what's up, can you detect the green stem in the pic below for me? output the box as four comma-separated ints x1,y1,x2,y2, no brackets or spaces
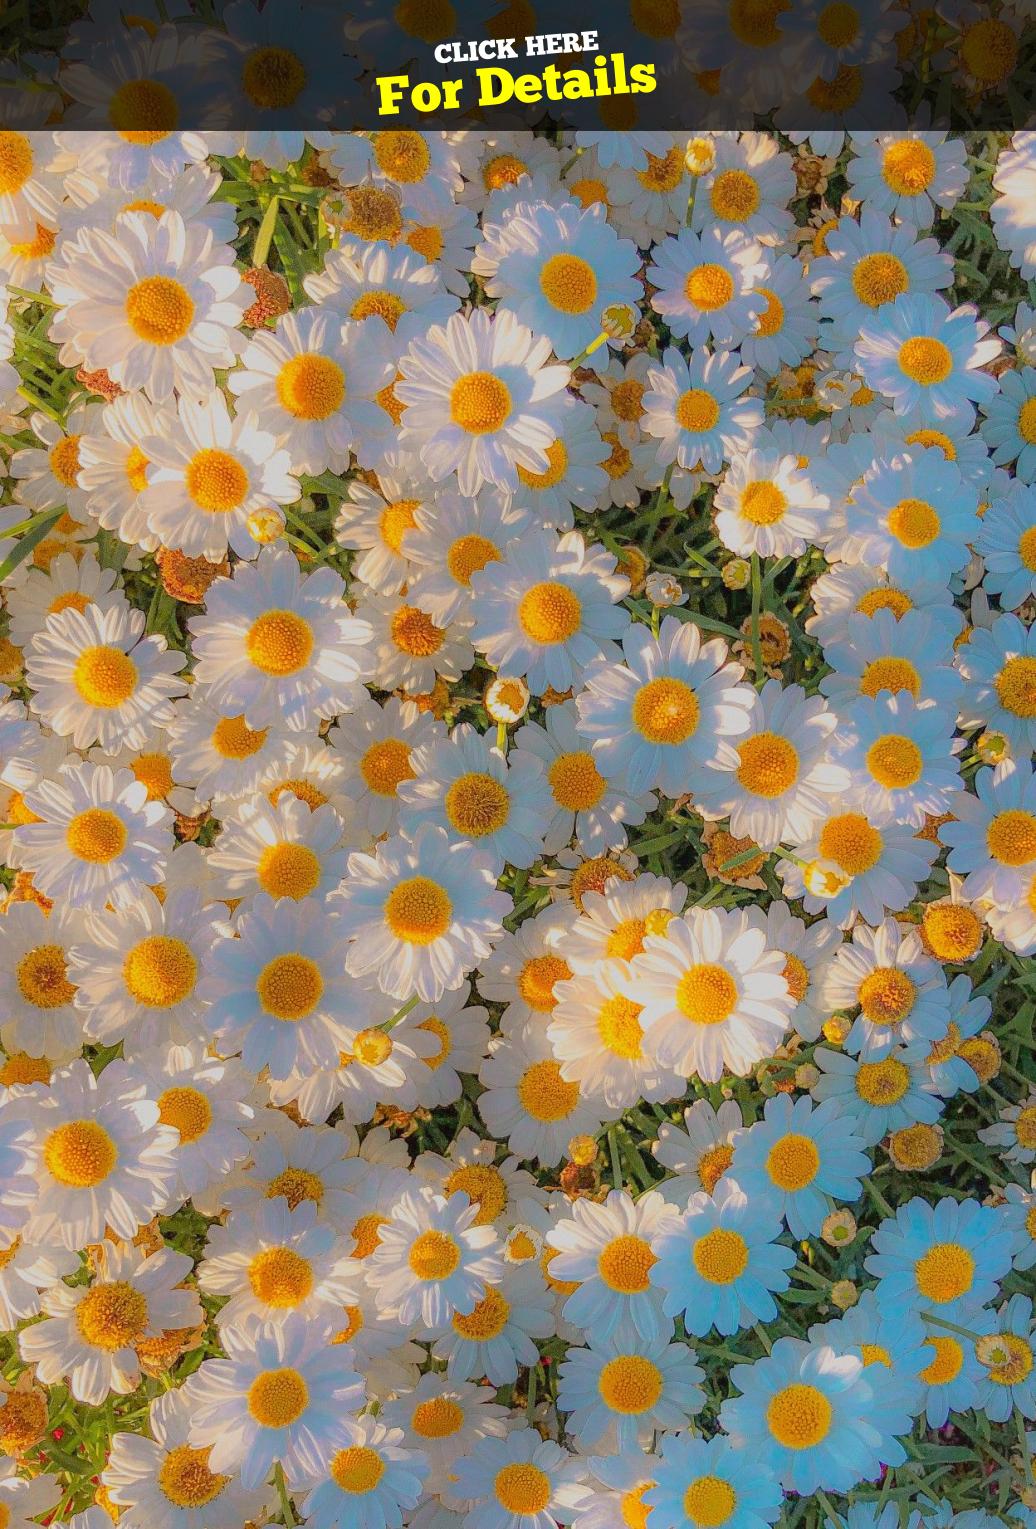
385,993,420,1030
750,551,764,678
920,1310,985,1342
274,1463,296,1528
254,195,281,268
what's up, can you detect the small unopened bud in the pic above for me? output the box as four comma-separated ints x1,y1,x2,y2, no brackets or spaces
795,1063,821,1090
247,508,286,545
723,557,751,591
685,135,715,175
830,1279,858,1311
485,675,531,724
645,571,687,608
821,1210,857,1247
568,1134,598,1167
804,858,852,898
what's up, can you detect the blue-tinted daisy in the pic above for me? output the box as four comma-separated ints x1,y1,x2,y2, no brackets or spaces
641,346,764,475
855,291,1001,428
865,1195,1015,1316
728,1095,870,1240
648,226,765,347
556,1332,703,1451
645,1431,782,1529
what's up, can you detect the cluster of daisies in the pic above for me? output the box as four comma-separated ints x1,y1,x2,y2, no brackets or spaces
0,125,1034,1529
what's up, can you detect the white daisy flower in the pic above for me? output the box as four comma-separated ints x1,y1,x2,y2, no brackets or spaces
0,1462,62,1529
102,1386,272,1529
402,489,529,626
0,130,66,239
16,759,173,911
450,1426,590,1529
777,805,938,928
427,1260,555,1387
740,250,819,376
356,590,474,694
991,131,1036,280
77,392,174,552
24,1057,177,1248
47,211,248,401
942,759,1036,907
19,1240,200,1404
187,545,373,731
199,1197,356,1334
295,1416,429,1529
818,607,963,712
728,1095,871,1241
641,346,764,475
327,131,465,219
398,722,553,875
0,898,87,1060
184,1311,366,1489
847,131,968,229
714,449,830,559
563,871,686,975
693,679,846,849
304,239,459,352
957,610,1036,758
139,391,300,561
68,887,221,1052
393,987,492,1111
470,528,630,696
26,600,186,751
548,961,684,1112
5,549,123,652
865,1194,1015,1316
624,906,794,1082
478,1023,606,1169
650,1175,795,1336
508,394,609,532
336,824,512,1003
805,561,962,648
205,794,348,905
831,692,963,829
474,198,641,361
645,1431,782,1529
380,1376,508,1504
975,481,1036,609
844,447,979,586
546,1189,678,1350
276,1008,439,1127
648,225,765,346
167,696,293,807
689,132,796,244
818,917,953,1059
131,1042,255,1213
855,291,1001,429
0,1232,77,1330
201,893,353,1081
475,903,577,1037
575,614,754,797
332,464,436,598
652,1097,746,1205
812,1042,945,1147
557,1331,704,1451
229,305,395,476
330,694,443,842
9,403,104,519
365,1186,502,1329
395,307,570,497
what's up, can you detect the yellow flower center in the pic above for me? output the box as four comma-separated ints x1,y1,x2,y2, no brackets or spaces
517,438,569,490
855,1056,910,1105
73,645,138,708
212,714,268,759
517,1059,580,1122
185,449,248,514
157,1445,229,1509
247,1367,309,1428
494,1464,551,1516
766,1383,832,1448
922,904,982,963
241,45,305,108
483,152,527,190
858,966,917,1026
818,812,883,874
517,953,571,1012
620,1486,654,1529
408,1229,460,1281
131,751,173,801
350,290,408,331
569,856,633,909
920,1335,963,1385
710,169,760,222
123,935,197,1007
547,751,606,811
1015,1105,1036,1150
330,1446,385,1495
9,221,57,261
856,586,914,619
275,354,345,421
996,655,1036,717
246,611,314,676
0,131,33,195
676,963,738,1026
266,1167,324,1210
852,252,909,308
598,995,645,1060
914,1241,975,1303
49,434,82,488
125,275,195,346
736,732,799,797
602,431,633,477
693,1226,749,1284
248,1246,315,1308
882,140,936,196
453,1283,511,1338
684,263,735,312
16,944,75,1009
517,581,582,645
350,1213,389,1259
753,288,784,337
866,734,923,789
390,604,445,657
672,388,721,437
384,876,452,944
411,1396,464,1437
75,1281,148,1350
597,1233,656,1293
632,675,700,744
373,498,418,554
66,808,128,864
960,17,1018,84
887,497,940,549
109,80,180,132
898,336,953,386
256,953,324,1020
446,532,500,587
739,482,787,526
817,0,859,44
444,1164,508,1226
698,1142,734,1194
450,371,512,434
444,771,510,837
766,1133,820,1191
406,224,445,262
683,1477,738,1528
539,253,598,315
257,842,322,901
0,1054,52,1086
859,656,921,699
48,591,94,619
360,737,413,797
598,1354,663,1414
44,1120,117,1187
419,1015,451,1068
158,1085,212,1143
987,809,1036,866
568,175,611,207
373,130,431,182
